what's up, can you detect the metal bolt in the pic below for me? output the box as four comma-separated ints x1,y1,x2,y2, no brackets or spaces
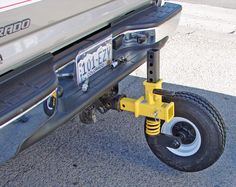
111,60,119,68
172,140,180,149
153,111,158,121
82,79,89,92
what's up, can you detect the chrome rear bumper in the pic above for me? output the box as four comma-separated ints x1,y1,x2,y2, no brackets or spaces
0,2,182,164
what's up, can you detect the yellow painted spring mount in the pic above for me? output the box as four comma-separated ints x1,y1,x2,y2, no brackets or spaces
119,80,175,136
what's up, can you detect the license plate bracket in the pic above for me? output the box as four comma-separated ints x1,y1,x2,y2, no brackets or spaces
75,35,112,85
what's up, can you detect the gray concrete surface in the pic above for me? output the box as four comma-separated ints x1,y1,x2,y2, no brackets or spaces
0,3,236,187
166,0,236,9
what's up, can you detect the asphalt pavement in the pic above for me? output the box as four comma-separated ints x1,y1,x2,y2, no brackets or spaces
0,2,236,187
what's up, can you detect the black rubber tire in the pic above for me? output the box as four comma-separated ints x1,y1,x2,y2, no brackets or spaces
145,92,226,172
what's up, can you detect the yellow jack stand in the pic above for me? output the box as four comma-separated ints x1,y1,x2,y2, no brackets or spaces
119,49,175,135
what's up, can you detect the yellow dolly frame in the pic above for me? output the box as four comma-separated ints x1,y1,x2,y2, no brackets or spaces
120,49,174,135
114,48,226,172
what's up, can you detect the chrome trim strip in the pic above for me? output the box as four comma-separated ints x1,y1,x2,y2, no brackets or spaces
0,90,56,129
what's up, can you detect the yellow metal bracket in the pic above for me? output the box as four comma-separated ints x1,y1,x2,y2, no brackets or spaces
120,80,174,123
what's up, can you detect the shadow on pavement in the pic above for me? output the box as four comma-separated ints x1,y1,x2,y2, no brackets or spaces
0,75,235,186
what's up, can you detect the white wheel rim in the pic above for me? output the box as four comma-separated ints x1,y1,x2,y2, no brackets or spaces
161,117,201,157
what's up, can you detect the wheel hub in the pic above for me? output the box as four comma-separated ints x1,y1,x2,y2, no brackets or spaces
161,117,202,157
172,122,196,144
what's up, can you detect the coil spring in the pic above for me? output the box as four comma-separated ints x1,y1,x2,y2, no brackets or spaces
145,118,161,136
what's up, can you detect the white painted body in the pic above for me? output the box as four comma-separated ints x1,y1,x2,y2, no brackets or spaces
0,0,151,74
